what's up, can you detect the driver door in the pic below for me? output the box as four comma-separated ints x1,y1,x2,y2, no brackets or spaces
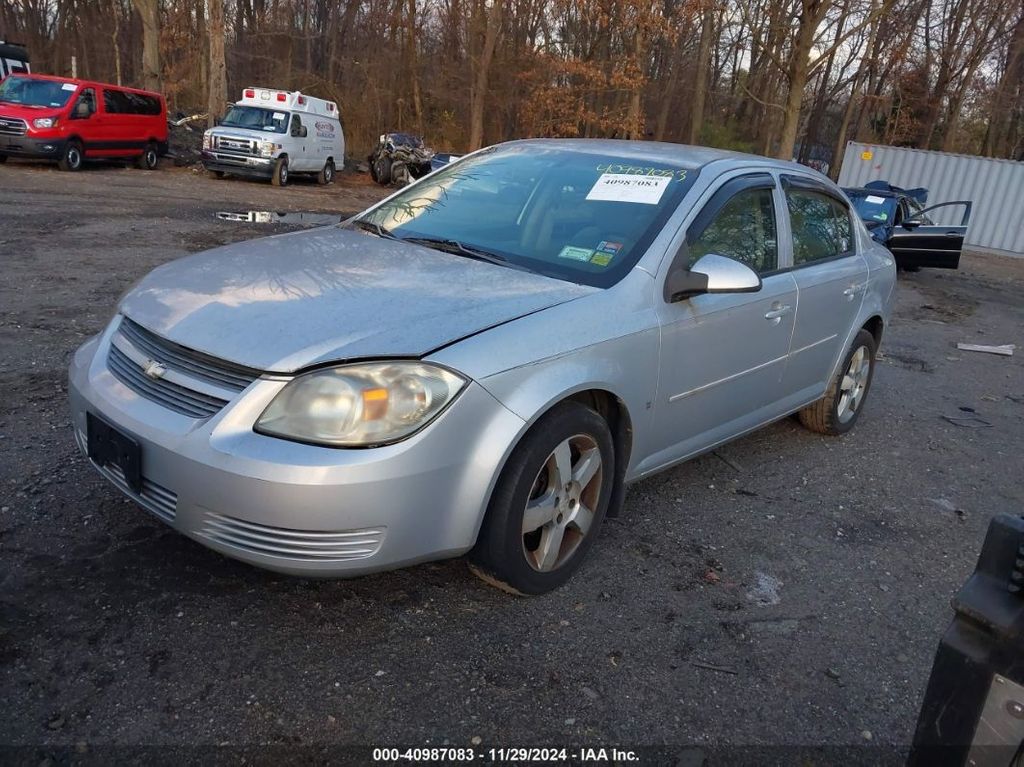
644,173,798,473
888,199,972,269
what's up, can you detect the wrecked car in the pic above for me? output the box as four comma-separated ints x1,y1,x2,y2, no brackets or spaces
843,180,972,270
368,132,434,186
70,139,895,595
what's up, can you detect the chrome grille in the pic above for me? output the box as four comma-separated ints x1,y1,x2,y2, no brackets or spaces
214,136,257,156
108,344,227,418
199,512,385,562
0,117,27,136
106,317,260,419
118,317,259,391
76,428,177,523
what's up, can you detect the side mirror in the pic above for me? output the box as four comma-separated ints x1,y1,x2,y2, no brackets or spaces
665,253,762,303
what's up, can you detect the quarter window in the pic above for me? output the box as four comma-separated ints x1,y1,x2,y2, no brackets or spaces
786,189,853,265
688,187,778,274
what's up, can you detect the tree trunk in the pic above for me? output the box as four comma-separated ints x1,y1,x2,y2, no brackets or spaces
688,2,715,144
208,0,227,128
131,0,161,92
468,0,502,151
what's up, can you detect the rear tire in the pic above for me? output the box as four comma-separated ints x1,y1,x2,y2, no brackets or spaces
798,329,877,436
271,157,289,187
318,159,335,185
136,142,159,170
58,140,84,172
469,401,614,595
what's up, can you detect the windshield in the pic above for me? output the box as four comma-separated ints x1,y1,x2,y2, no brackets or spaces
0,76,76,108
220,105,288,133
357,144,699,288
846,191,897,226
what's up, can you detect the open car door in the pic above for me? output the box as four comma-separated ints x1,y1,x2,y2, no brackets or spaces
888,200,972,270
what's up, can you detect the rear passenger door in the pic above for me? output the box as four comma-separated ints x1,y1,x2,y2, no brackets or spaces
780,175,868,403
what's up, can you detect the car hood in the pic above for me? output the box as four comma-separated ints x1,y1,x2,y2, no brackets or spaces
119,227,597,372
0,103,62,120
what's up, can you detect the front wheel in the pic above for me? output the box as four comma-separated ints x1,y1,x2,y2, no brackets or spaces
58,140,84,172
207,169,226,179
271,157,289,187
469,401,614,595
136,142,159,170
798,329,877,435
318,159,335,185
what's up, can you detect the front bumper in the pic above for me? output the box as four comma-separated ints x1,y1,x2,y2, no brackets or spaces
68,326,526,577
0,134,64,158
201,150,275,178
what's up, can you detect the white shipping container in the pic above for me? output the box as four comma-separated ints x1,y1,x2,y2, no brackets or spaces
838,142,1024,257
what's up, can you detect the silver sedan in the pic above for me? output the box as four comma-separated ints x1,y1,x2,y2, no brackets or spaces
68,139,896,594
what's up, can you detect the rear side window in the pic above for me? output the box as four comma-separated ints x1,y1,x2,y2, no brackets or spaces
785,188,853,265
688,187,778,273
103,88,161,116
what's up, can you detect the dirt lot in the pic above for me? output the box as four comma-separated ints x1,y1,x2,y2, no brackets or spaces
1,160,1023,757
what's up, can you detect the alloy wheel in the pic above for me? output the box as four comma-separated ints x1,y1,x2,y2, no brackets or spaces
521,434,603,572
837,345,870,423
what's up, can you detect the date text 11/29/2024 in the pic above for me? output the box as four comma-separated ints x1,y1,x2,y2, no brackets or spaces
372,747,640,763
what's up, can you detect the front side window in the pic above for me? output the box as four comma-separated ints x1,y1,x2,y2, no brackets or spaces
219,105,288,134
0,76,75,108
70,88,96,119
688,187,778,274
357,144,700,288
786,188,853,265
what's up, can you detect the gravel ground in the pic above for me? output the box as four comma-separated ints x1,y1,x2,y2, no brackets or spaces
1,160,1022,759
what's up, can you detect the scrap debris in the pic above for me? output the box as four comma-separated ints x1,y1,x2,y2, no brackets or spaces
955,343,1015,357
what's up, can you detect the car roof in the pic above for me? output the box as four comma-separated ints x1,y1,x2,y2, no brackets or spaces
6,72,163,99
497,138,827,177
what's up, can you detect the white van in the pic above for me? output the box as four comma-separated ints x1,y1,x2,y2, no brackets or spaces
201,88,344,187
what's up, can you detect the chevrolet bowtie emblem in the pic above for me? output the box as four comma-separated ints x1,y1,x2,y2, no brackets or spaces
143,359,167,380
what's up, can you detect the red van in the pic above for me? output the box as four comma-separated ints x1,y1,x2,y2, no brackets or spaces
0,74,167,171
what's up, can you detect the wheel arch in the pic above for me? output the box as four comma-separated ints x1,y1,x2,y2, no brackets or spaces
477,384,635,538
862,315,884,347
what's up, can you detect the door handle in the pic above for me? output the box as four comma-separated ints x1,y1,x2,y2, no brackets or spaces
764,304,792,321
843,283,866,299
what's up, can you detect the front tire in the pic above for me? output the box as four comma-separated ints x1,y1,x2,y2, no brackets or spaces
58,140,84,172
318,159,335,185
372,157,392,185
207,169,226,179
271,157,289,187
470,401,614,595
136,142,159,170
798,329,877,436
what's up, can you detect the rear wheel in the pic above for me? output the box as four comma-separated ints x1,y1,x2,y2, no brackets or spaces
136,142,159,170
58,140,84,172
798,329,877,436
318,159,335,185
469,401,614,595
271,157,289,187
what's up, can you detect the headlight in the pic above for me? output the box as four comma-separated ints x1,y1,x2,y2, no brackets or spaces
259,141,276,157
32,117,57,129
255,362,466,447
203,131,213,149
